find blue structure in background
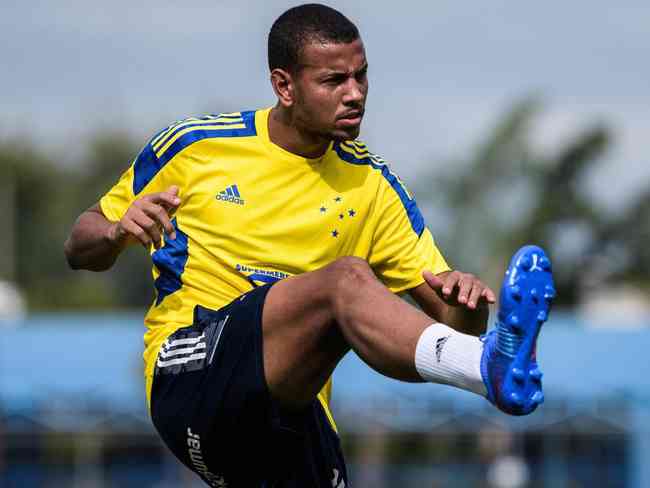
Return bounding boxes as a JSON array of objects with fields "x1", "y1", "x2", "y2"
[{"x1": 1, "y1": 312, "x2": 649, "y2": 486}]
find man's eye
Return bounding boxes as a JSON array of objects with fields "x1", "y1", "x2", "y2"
[{"x1": 324, "y1": 76, "x2": 344, "y2": 85}]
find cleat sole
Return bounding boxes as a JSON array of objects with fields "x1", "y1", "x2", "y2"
[{"x1": 483, "y1": 245, "x2": 555, "y2": 415}]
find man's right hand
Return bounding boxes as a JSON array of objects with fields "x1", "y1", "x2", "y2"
[{"x1": 108, "y1": 186, "x2": 181, "y2": 250}]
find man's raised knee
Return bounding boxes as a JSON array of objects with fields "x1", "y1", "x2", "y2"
[{"x1": 327, "y1": 256, "x2": 376, "y2": 296}]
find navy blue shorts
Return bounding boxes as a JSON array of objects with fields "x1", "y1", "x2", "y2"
[{"x1": 150, "y1": 284, "x2": 349, "y2": 487}]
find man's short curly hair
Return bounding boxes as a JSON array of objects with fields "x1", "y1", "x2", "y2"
[{"x1": 268, "y1": 4, "x2": 360, "y2": 73}]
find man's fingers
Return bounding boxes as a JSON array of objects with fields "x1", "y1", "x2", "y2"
[
  {"x1": 427, "y1": 270, "x2": 461, "y2": 297},
  {"x1": 456, "y1": 275, "x2": 474, "y2": 305},
  {"x1": 148, "y1": 189, "x2": 181, "y2": 210},
  {"x1": 142, "y1": 191, "x2": 180, "y2": 239},
  {"x1": 422, "y1": 270, "x2": 444, "y2": 290},
  {"x1": 141, "y1": 201, "x2": 176, "y2": 240},
  {"x1": 121, "y1": 219, "x2": 153, "y2": 248},
  {"x1": 467, "y1": 284, "x2": 484, "y2": 309},
  {"x1": 425, "y1": 270, "x2": 495, "y2": 309},
  {"x1": 131, "y1": 211, "x2": 163, "y2": 249},
  {"x1": 118, "y1": 189, "x2": 182, "y2": 250},
  {"x1": 482, "y1": 287, "x2": 497, "y2": 303},
  {"x1": 441, "y1": 271, "x2": 461, "y2": 297}
]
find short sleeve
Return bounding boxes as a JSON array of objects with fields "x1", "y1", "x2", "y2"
[
  {"x1": 99, "y1": 134, "x2": 170, "y2": 222},
  {"x1": 368, "y1": 174, "x2": 450, "y2": 293}
]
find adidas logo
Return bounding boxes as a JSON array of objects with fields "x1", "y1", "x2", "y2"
[
  {"x1": 216, "y1": 185, "x2": 245, "y2": 205},
  {"x1": 435, "y1": 335, "x2": 450, "y2": 363}
]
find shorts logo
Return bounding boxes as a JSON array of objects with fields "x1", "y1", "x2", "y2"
[
  {"x1": 216, "y1": 184, "x2": 245, "y2": 205},
  {"x1": 156, "y1": 315, "x2": 229, "y2": 375},
  {"x1": 187, "y1": 428, "x2": 228, "y2": 487},
  {"x1": 157, "y1": 333, "x2": 207, "y2": 370},
  {"x1": 332, "y1": 468, "x2": 346, "y2": 488}
]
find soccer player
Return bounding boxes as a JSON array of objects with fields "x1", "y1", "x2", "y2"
[{"x1": 64, "y1": 4, "x2": 554, "y2": 487}]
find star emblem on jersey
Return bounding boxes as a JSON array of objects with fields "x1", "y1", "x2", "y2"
[
  {"x1": 216, "y1": 184, "x2": 245, "y2": 205},
  {"x1": 319, "y1": 196, "x2": 355, "y2": 239}
]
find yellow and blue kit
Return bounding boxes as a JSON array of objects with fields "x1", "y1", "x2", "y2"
[{"x1": 100, "y1": 107, "x2": 450, "y2": 485}]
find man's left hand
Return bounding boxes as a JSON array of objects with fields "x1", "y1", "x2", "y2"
[{"x1": 423, "y1": 270, "x2": 496, "y2": 311}]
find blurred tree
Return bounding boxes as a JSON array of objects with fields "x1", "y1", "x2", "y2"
[
  {"x1": 2, "y1": 98, "x2": 647, "y2": 311},
  {"x1": 414, "y1": 96, "x2": 649, "y2": 306},
  {"x1": 0, "y1": 134, "x2": 154, "y2": 310},
  {"x1": 70, "y1": 132, "x2": 156, "y2": 309},
  {"x1": 0, "y1": 141, "x2": 75, "y2": 308}
]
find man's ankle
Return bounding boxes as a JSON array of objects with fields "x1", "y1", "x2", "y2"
[{"x1": 414, "y1": 323, "x2": 487, "y2": 397}]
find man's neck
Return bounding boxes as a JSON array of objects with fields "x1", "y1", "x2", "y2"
[{"x1": 268, "y1": 105, "x2": 330, "y2": 159}]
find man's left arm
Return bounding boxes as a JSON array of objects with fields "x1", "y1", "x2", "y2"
[{"x1": 408, "y1": 270, "x2": 496, "y2": 337}]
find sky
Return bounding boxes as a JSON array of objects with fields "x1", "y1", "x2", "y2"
[{"x1": 2, "y1": 1, "x2": 649, "y2": 210}]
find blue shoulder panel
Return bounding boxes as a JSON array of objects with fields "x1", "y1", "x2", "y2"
[
  {"x1": 152, "y1": 219, "x2": 189, "y2": 306},
  {"x1": 132, "y1": 142, "x2": 163, "y2": 196},
  {"x1": 152, "y1": 118, "x2": 251, "y2": 156},
  {"x1": 132, "y1": 110, "x2": 257, "y2": 195},
  {"x1": 334, "y1": 142, "x2": 425, "y2": 237}
]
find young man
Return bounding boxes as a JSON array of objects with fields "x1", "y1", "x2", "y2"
[{"x1": 65, "y1": 4, "x2": 554, "y2": 487}]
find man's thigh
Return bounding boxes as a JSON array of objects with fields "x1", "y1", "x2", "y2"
[{"x1": 261, "y1": 266, "x2": 350, "y2": 409}]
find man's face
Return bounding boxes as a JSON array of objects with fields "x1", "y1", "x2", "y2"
[{"x1": 291, "y1": 38, "x2": 368, "y2": 142}]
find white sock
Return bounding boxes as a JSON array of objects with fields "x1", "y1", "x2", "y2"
[{"x1": 414, "y1": 323, "x2": 487, "y2": 397}]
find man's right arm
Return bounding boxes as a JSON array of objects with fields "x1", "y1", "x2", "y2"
[{"x1": 64, "y1": 186, "x2": 181, "y2": 272}]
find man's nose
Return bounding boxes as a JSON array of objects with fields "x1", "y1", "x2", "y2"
[{"x1": 342, "y1": 79, "x2": 365, "y2": 105}]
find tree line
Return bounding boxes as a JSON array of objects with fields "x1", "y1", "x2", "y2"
[{"x1": 1, "y1": 98, "x2": 647, "y2": 311}]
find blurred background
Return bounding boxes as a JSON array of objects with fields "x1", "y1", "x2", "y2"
[{"x1": 1, "y1": 1, "x2": 649, "y2": 486}]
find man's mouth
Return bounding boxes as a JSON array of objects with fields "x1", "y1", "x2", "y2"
[{"x1": 337, "y1": 109, "x2": 364, "y2": 126}]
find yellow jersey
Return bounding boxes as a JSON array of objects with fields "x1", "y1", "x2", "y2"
[{"x1": 100, "y1": 107, "x2": 450, "y2": 427}]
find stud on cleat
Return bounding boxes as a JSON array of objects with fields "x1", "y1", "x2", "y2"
[
  {"x1": 510, "y1": 285, "x2": 522, "y2": 301},
  {"x1": 481, "y1": 245, "x2": 555, "y2": 416},
  {"x1": 510, "y1": 392, "x2": 523, "y2": 406},
  {"x1": 530, "y1": 367, "x2": 543, "y2": 381},
  {"x1": 512, "y1": 367, "x2": 525, "y2": 382},
  {"x1": 544, "y1": 285, "x2": 556, "y2": 301},
  {"x1": 520, "y1": 254, "x2": 532, "y2": 271},
  {"x1": 539, "y1": 256, "x2": 551, "y2": 270}
]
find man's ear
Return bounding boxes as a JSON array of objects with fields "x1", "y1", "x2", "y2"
[{"x1": 270, "y1": 68, "x2": 295, "y2": 108}]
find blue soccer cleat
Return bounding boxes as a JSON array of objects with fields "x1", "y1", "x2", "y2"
[{"x1": 480, "y1": 245, "x2": 555, "y2": 415}]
